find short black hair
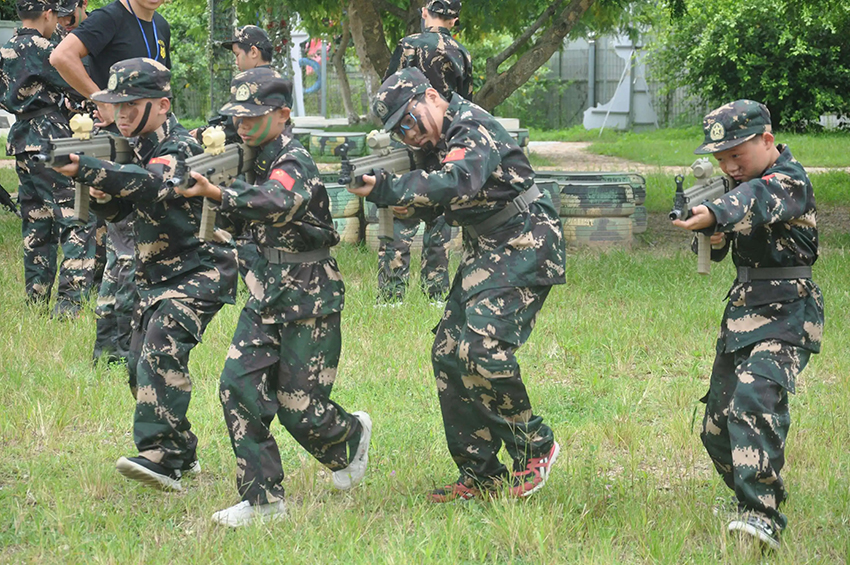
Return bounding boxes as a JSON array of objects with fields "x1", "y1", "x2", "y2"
[
  {"x1": 18, "y1": 8, "x2": 49, "y2": 20},
  {"x1": 235, "y1": 42, "x2": 273, "y2": 64}
]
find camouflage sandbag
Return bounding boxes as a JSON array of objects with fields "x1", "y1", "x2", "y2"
[
  {"x1": 310, "y1": 132, "x2": 367, "y2": 157},
  {"x1": 332, "y1": 217, "x2": 362, "y2": 245},
  {"x1": 557, "y1": 182, "x2": 636, "y2": 217},
  {"x1": 325, "y1": 185, "x2": 362, "y2": 219},
  {"x1": 631, "y1": 205, "x2": 647, "y2": 234},
  {"x1": 562, "y1": 216, "x2": 633, "y2": 247}
]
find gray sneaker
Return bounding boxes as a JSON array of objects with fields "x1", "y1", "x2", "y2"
[
  {"x1": 728, "y1": 513, "x2": 781, "y2": 550},
  {"x1": 211, "y1": 500, "x2": 287, "y2": 528},
  {"x1": 332, "y1": 411, "x2": 372, "y2": 490}
]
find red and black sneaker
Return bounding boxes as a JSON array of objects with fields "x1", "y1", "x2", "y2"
[
  {"x1": 428, "y1": 478, "x2": 482, "y2": 503},
  {"x1": 509, "y1": 442, "x2": 560, "y2": 498}
]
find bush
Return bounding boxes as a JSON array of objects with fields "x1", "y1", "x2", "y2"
[{"x1": 649, "y1": 0, "x2": 850, "y2": 130}]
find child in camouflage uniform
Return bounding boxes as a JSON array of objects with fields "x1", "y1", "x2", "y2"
[
  {"x1": 178, "y1": 67, "x2": 371, "y2": 527},
  {"x1": 672, "y1": 100, "x2": 824, "y2": 550},
  {"x1": 376, "y1": 0, "x2": 472, "y2": 304},
  {"x1": 350, "y1": 67, "x2": 565, "y2": 501},
  {"x1": 0, "y1": 0, "x2": 99, "y2": 317},
  {"x1": 52, "y1": 58, "x2": 238, "y2": 492}
]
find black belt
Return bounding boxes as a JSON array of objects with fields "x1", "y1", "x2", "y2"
[
  {"x1": 465, "y1": 184, "x2": 541, "y2": 239},
  {"x1": 17, "y1": 106, "x2": 60, "y2": 121},
  {"x1": 736, "y1": 266, "x2": 812, "y2": 283},
  {"x1": 261, "y1": 246, "x2": 330, "y2": 264}
]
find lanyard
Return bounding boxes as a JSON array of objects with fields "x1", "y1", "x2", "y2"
[{"x1": 125, "y1": 0, "x2": 160, "y2": 61}]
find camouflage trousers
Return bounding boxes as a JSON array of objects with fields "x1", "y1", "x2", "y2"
[
  {"x1": 129, "y1": 296, "x2": 225, "y2": 470},
  {"x1": 701, "y1": 338, "x2": 812, "y2": 531},
  {"x1": 16, "y1": 157, "x2": 98, "y2": 310},
  {"x1": 219, "y1": 308, "x2": 362, "y2": 505},
  {"x1": 431, "y1": 278, "x2": 555, "y2": 483},
  {"x1": 377, "y1": 214, "x2": 451, "y2": 302},
  {"x1": 93, "y1": 218, "x2": 137, "y2": 363}
]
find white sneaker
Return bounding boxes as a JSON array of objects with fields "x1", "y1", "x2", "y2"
[
  {"x1": 332, "y1": 411, "x2": 372, "y2": 490},
  {"x1": 211, "y1": 500, "x2": 287, "y2": 528}
]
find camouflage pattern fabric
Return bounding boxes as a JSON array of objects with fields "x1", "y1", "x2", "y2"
[
  {"x1": 377, "y1": 212, "x2": 451, "y2": 302},
  {"x1": 93, "y1": 217, "x2": 137, "y2": 363},
  {"x1": 1, "y1": 28, "x2": 70, "y2": 157},
  {"x1": 2, "y1": 27, "x2": 98, "y2": 310},
  {"x1": 215, "y1": 126, "x2": 361, "y2": 504},
  {"x1": 434, "y1": 282, "x2": 556, "y2": 482},
  {"x1": 384, "y1": 26, "x2": 473, "y2": 101},
  {"x1": 696, "y1": 143, "x2": 823, "y2": 532},
  {"x1": 702, "y1": 145, "x2": 823, "y2": 355},
  {"x1": 220, "y1": 310, "x2": 360, "y2": 504},
  {"x1": 695, "y1": 99, "x2": 771, "y2": 155},
  {"x1": 217, "y1": 127, "x2": 343, "y2": 323},
  {"x1": 80, "y1": 113, "x2": 238, "y2": 469},
  {"x1": 367, "y1": 88, "x2": 565, "y2": 483},
  {"x1": 369, "y1": 93, "x2": 566, "y2": 298},
  {"x1": 14, "y1": 158, "x2": 98, "y2": 310},
  {"x1": 701, "y1": 339, "x2": 812, "y2": 531}
]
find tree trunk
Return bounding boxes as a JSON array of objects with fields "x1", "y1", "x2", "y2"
[
  {"x1": 347, "y1": 0, "x2": 392, "y2": 122},
  {"x1": 403, "y1": 0, "x2": 428, "y2": 37},
  {"x1": 474, "y1": 0, "x2": 595, "y2": 112},
  {"x1": 332, "y1": 21, "x2": 360, "y2": 123}
]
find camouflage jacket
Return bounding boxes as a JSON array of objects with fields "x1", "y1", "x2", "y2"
[
  {"x1": 703, "y1": 144, "x2": 823, "y2": 353},
  {"x1": 385, "y1": 26, "x2": 473, "y2": 101},
  {"x1": 217, "y1": 127, "x2": 345, "y2": 323},
  {"x1": 80, "y1": 114, "x2": 237, "y2": 311},
  {"x1": 368, "y1": 94, "x2": 566, "y2": 299},
  {"x1": 0, "y1": 27, "x2": 72, "y2": 156}
]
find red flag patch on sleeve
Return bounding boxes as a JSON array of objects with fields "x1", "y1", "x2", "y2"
[
  {"x1": 762, "y1": 174, "x2": 776, "y2": 181},
  {"x1": 270, "y1": 168, "x2": 295, "y2": 191},
  {"x1": 149, "y1": 157, "x2": 170, "y2": 166},
  {"x1": 443, "y1": 147, "x2": 466, "y2": 163}
]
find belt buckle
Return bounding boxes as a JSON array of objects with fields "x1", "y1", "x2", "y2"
[
  {"x1": 738, "y1": 267, "x2": 750, "y2": 283},
  {"x1": 514, "y1": 193, "x2": 530, "y2": 214}
]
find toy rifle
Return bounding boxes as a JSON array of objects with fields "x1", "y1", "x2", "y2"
[
  {"x1": 0, "y1": 182, "x2": 20, "y2": 218},
  {"x1": 33, "y1": 114, "x2": 132, "y2": 222},
  {"x1": 166, "y1": 126, "x2": 256, "y2": 241},
  {"x1": 338, "y1": 131, "x2": 422, "y2": 241},
  {"x1": 669, "y1": 158, "x2": 731, "y2": 275}
]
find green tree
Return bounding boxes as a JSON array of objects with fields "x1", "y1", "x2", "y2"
[{"x1": 649, "y1": 0, "x2": 850, "y2": 129}]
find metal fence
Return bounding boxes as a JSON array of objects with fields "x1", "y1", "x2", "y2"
[{"x1": 499, "y1": 36, "x2": 707, "y2": 130}]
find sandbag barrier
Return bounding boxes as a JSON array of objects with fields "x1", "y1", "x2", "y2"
[{"x1": 536, "y1": 171, "x2": 647, "y2": 248}]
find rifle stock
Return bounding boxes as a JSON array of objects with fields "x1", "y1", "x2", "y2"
[
  {"x1": 670, "y1": 159, "x2": 730, "y2": 275},
  {"x1": 0, "y1": 182, "x2": 20, "y2": 218},
  {"x1": 338, "y1": 131, "x2": 419, "y2": 240}
]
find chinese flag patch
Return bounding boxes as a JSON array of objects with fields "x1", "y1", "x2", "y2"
[
  {"x1": 762, "y1": 174, "x2": 776, "y2": 181},
  {"x1": 443, "y1": 147, "x2": 466, "y2": 163},
  {"x1": 149, "y1": 157, "x2": 170, "y2": 166},
  {"x1": 270, "y1": 168, "x2": 295, "y2": 190}
]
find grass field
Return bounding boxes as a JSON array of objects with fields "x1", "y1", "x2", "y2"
[
  {"x1": 528, "y1": 126, "x2": 850, "y2": 169},
  {"x1": 0, "y1": 173, "x2": 849, "y2": 563}
]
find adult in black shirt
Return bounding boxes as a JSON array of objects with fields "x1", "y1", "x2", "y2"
[{"x1": 50, "y1": 0, "x2": 170, "y2": 127}]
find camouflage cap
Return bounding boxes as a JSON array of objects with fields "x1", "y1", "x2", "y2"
[
  {"x1": 220, "y1": 25, "x2": 272, "y2": 51},
  {"x1": 373, "y1": 68, "x2": 431, "y2": 131},
  {"x1": 16, "y1": 0, "x2": 59, "y2": 12},
  {"x1": 90, "y1": 58, "x2": 172, "y2": 104},
  {"x1": 56, "y1": 0, "x2": 78, "y2": 16},
  {"x1": 426, "y1": 0, "x2": 461, "y2": 18},
  {"x1": 694, "y1": 99, "x2": 772, "y2": 155},
  {"x1": 219, "y1": 67, "x2": 293, "y2": 117}
]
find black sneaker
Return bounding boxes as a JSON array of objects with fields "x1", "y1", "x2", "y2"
[
  {"x1": 728, "y1": 513, "x2": 780, "y2": 550},
  {"x1": 116, "y1": 456, "x2": 182, "y2": 492}
]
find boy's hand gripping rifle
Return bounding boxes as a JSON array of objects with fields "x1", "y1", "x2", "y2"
[
  {"x1": 33, "y1": 114, "x2": 132, "y2": 222},
  {"x1": 166, "y1": 126, "x2": 256, "y2": 241},
  {"x1": 669, "y1": 158, "x2": 731, "y2": 275},
  {"x1": 338, "y1": 131, "x2": 421, "y2": 241}
]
